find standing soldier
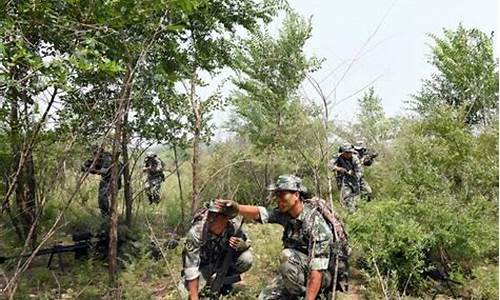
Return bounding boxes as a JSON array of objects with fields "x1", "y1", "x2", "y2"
[
  {"x1": 82, "y1": 145, "x2": 123, "y2": 217},
  {"x1": 353, "y1": 141, "x2": 377, "y2": 202},
  {"x1": 329, "y1": 143, "x2": 362, "y2": 212},
  {"x1": 143, "y1": 152, "x2": 165, "y2": 204},
  {"x1": 216, "y1": 175, "x2": 349, "y2": 300},
  {"x1": 179, "y1": 201, "x2": 253, "y2": 300}
]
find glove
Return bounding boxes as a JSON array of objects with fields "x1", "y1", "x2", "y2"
[
  {"x1": 228, "y1": 237, "x2": 250, "y2": 252},
  {"x1": 215, "y1": 199, "x2": 239, "y2": 218}
]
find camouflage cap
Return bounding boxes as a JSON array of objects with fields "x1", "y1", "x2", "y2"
[
  {"x1": 266, "y1": 174, "x2": 308, "y2": 194},
  {"x1": 206, "y1": 201, "x2": 235, "y2": 218},
  {"x1": 338, "y1": 143, "x2": 355, "y2": 153}
]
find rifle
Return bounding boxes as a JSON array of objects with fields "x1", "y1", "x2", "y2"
[
  {"x1": 334, "y1": 156, "x2": 358, "y2": 190},
  {"x1": 361, "y1": 152, "x2": 378, "y2": 166},
  {"x1": 210, "y1": 218, "x2": 246, "y2": 295},
  {"x1": 0, "y1": 231, "x2": 107, "y2": 272}
]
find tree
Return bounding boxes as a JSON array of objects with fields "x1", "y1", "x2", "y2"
[
  {"x1": 228, "y1": 12, "x2": 333, "y2": 198},
  {"x1": 174, "y1": 0, "x2": 277, "y2": 214},
  {"x1": 230, "y1": 12, "x2": 321, "y2": 147},
  {"x1": 412, "y1": 24, "x2": 498, "y2": 126},
  {"x1": 353, "y1": 87, "x2": 399, "y2": 150},
  {"x1": 0, "y1": 0, "x2": 78, "y2": 247}
]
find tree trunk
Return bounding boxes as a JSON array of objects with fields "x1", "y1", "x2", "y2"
[
  {"x1": 108, "y1": 127, "x2": 120, "y2": 285},
  {"x1": 122, "y1": 89, "x2": 133, "y2": 227},
  {"x1": 190, "y1": 72, "x2": 202, "y2": 215},
  {"x1": 17, "y1": 150, "x2": 37, "y2": 247},
  {"x1": 173, "y1": 144, "x2": 185, "y2": 228},
  {"x1": 9, "y1": 90, "x2": 37, "y2": 247},
  {"x1": 321, "y1": 94, "x2": 334, "y2": 206},
  {"x1": 108, "y1": 68, "x2": 132, "y2": 285}
]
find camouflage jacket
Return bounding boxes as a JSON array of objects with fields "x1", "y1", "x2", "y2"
[
  {"x1": 144, "y1": 157, "x2": 165, "y2": 178},
  {"x1": 258, "y1": 202, "x2": 333, "y2": 271},
  {"x1": 329, "y1": 155, "x2": 362, "y2": 183},
  {"x1": 182, "y1": 214, "x2": 249, "y2": 281},
  {"x1": 82, "y1": 151, "x2": 114, "y2": 179}
]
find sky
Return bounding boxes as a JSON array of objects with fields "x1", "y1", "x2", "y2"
[
  {"x1": 211, "y1": 0, "x2": 497, "y2": 139},
  {"x1": 286, "y1": 0, "x2": 498, "y2": 121}
]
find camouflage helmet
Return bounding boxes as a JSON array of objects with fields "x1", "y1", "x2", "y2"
[
  {"x1": 206, "y1": 201, "x2": 236, "y2": 219},
  {"x1": 146, "y1": 151, "x2": 156, "y2": 158},
  {"x1": 266, "y1": 174, "x2": 308, "y2": 194},
  {"x1": 338, "y1": 143, "x2": 355, "y2": 153},
  {"x1": 354, "y1": 140, "x2": 366, "y2": 151}
]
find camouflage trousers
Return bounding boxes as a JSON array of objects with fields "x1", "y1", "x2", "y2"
[
  {"x1": 340, "y1": 180, "x2": 360, "y2": 213},
  {"x1": 359, "y1": 177, "x2": 372, "y2": 202},
  {"x1": 98, "y1": 178, "x2": 111, "y2": 217},
  {"x1": 258, "y1": 249, "x2": 331, "y2": 300},
  {"x1": 146, "y1": 176, "x2": 163, "y2": 204},
  {"x1": 178, "y1": 248, "x2": 253, "y2": 299}
]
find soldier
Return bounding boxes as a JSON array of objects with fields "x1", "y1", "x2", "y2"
[
  {"x1": 179, "y1": 201, "x2": 253, "y2": 300},
  {"x1": 328, "y1": 143, "x2": 362, "y2": 212},
  {"x1": 142, "y1": 151, "x2": 165, "y2": 204},
  {"x1": 82, "y1": 145, "x2": 123, "y2": 217},
  {"x1": 353, "y1": 141, "x2": 377, "y2": 202},
  {"x1": 216, "y1": 175, "x2": 348, "y2": 300}
]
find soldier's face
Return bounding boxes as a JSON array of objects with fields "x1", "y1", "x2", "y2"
[
  {"x1": 207, "y1": 213, "x2": 229, "y2": 236},
  {"x1": 342, "y1": 152, "x2": 352, "y2": 159},
  {"x1": 276, "y1": 191, "x2": 299, "y2": 213}
]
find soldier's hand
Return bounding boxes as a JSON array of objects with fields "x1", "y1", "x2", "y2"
[
  {"x1": 337, "y1": 167, "x2": 347, "y2": 174},
  {"x1": 228, "y1": 237, "x2": 249, "y2": 252},
  {"x1": 215, "y1": 199, "x2": 239, "y2": 218}
]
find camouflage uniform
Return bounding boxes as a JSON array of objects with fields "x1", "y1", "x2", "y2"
[
  {"x1": 144, "y1": 154, "x2": 165, "y2": 204},
  {"x1": 354, "y1": 142, "x2": 374, "y2": 202},
  {"x1": 179, "y1": 212, "x2": 253, "y2": 299},
  {"x1": 328, "y1": 145, "x2": 362, "y2": 212},
  {"x1": 257, "y1": 203, "x2": 334, "y2": 300},
  {"x1": 83, "y1": 148, "x2": 123, "y2": 217}
]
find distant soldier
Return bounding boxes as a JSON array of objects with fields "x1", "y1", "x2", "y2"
[
  {"x1": 82, "y1": 145, "x2": 123, "y2": 217},
  {"x1": 179, "y1": 201, "x2": 253, "y2": 299},
  {"x1": 353, "y1": 141, "x2": 377, "y2": 202},
  {"x1": 142, "y1": 152, "x2": 165, "y2": 204},
  {"x1": 329, "y1": 143, "x2": 362, "y2": 212},
  {"x1": 216, "y1": 175, "x2": 349, "y2": 300}
]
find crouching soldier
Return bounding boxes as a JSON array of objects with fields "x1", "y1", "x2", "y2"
[
  {"x1": 216, "y1": 175, "x2": 349, "y2": 300},
  {"x1": 179, "y1": 201, "x2": 253, "y2": 299}
]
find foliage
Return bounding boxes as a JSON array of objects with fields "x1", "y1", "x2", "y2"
[
  {"x1": 230, "y1": 12, "x2": 322, "y2": 149},
  {"x1": 353, "y1": 87, "x2": 400, "y2": 150},
  {"x1": 0, "y1": 2, "x2": 498, "y2": 298},
  {"x1": 411, "y1": 24, "x2": 498, "y2": 125}
]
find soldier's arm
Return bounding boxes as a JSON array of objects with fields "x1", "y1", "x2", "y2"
[
  {"x1": 238, "y1": 205, "x2": 260, "y2": 220},
  {"x1": 182, "y1": 226, "x2": 203, "y2": 299},
  {"x1": 353, "y1": 157, "x2": 362, "y2": 180},
  {"x1": 327, "y1": 158, "x2": 336, "y2": 171},
  {"x1": 306, "y1": 270, "x2": 323, "y2": 300},
  {"x1": 306, "y1": 214, "x2": 333, "y2": 299},
  {"x1": 186, "y1": 278, "x2": 200, "y2": 300},
  {"x1": 216, "y1": 200, "x2": 286, "y2": 224}
]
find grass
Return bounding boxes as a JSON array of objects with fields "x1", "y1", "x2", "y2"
[{"x1": 1, "y1": 161, "x2": 498, "y2": 300}]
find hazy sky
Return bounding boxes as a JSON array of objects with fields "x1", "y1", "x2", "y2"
[
  {"x1": 285, "y1": 0, "x2": 498, "y2": 120},
  {"x1": 209, "y1": 0, "x2": 497, "y2": 139}
]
